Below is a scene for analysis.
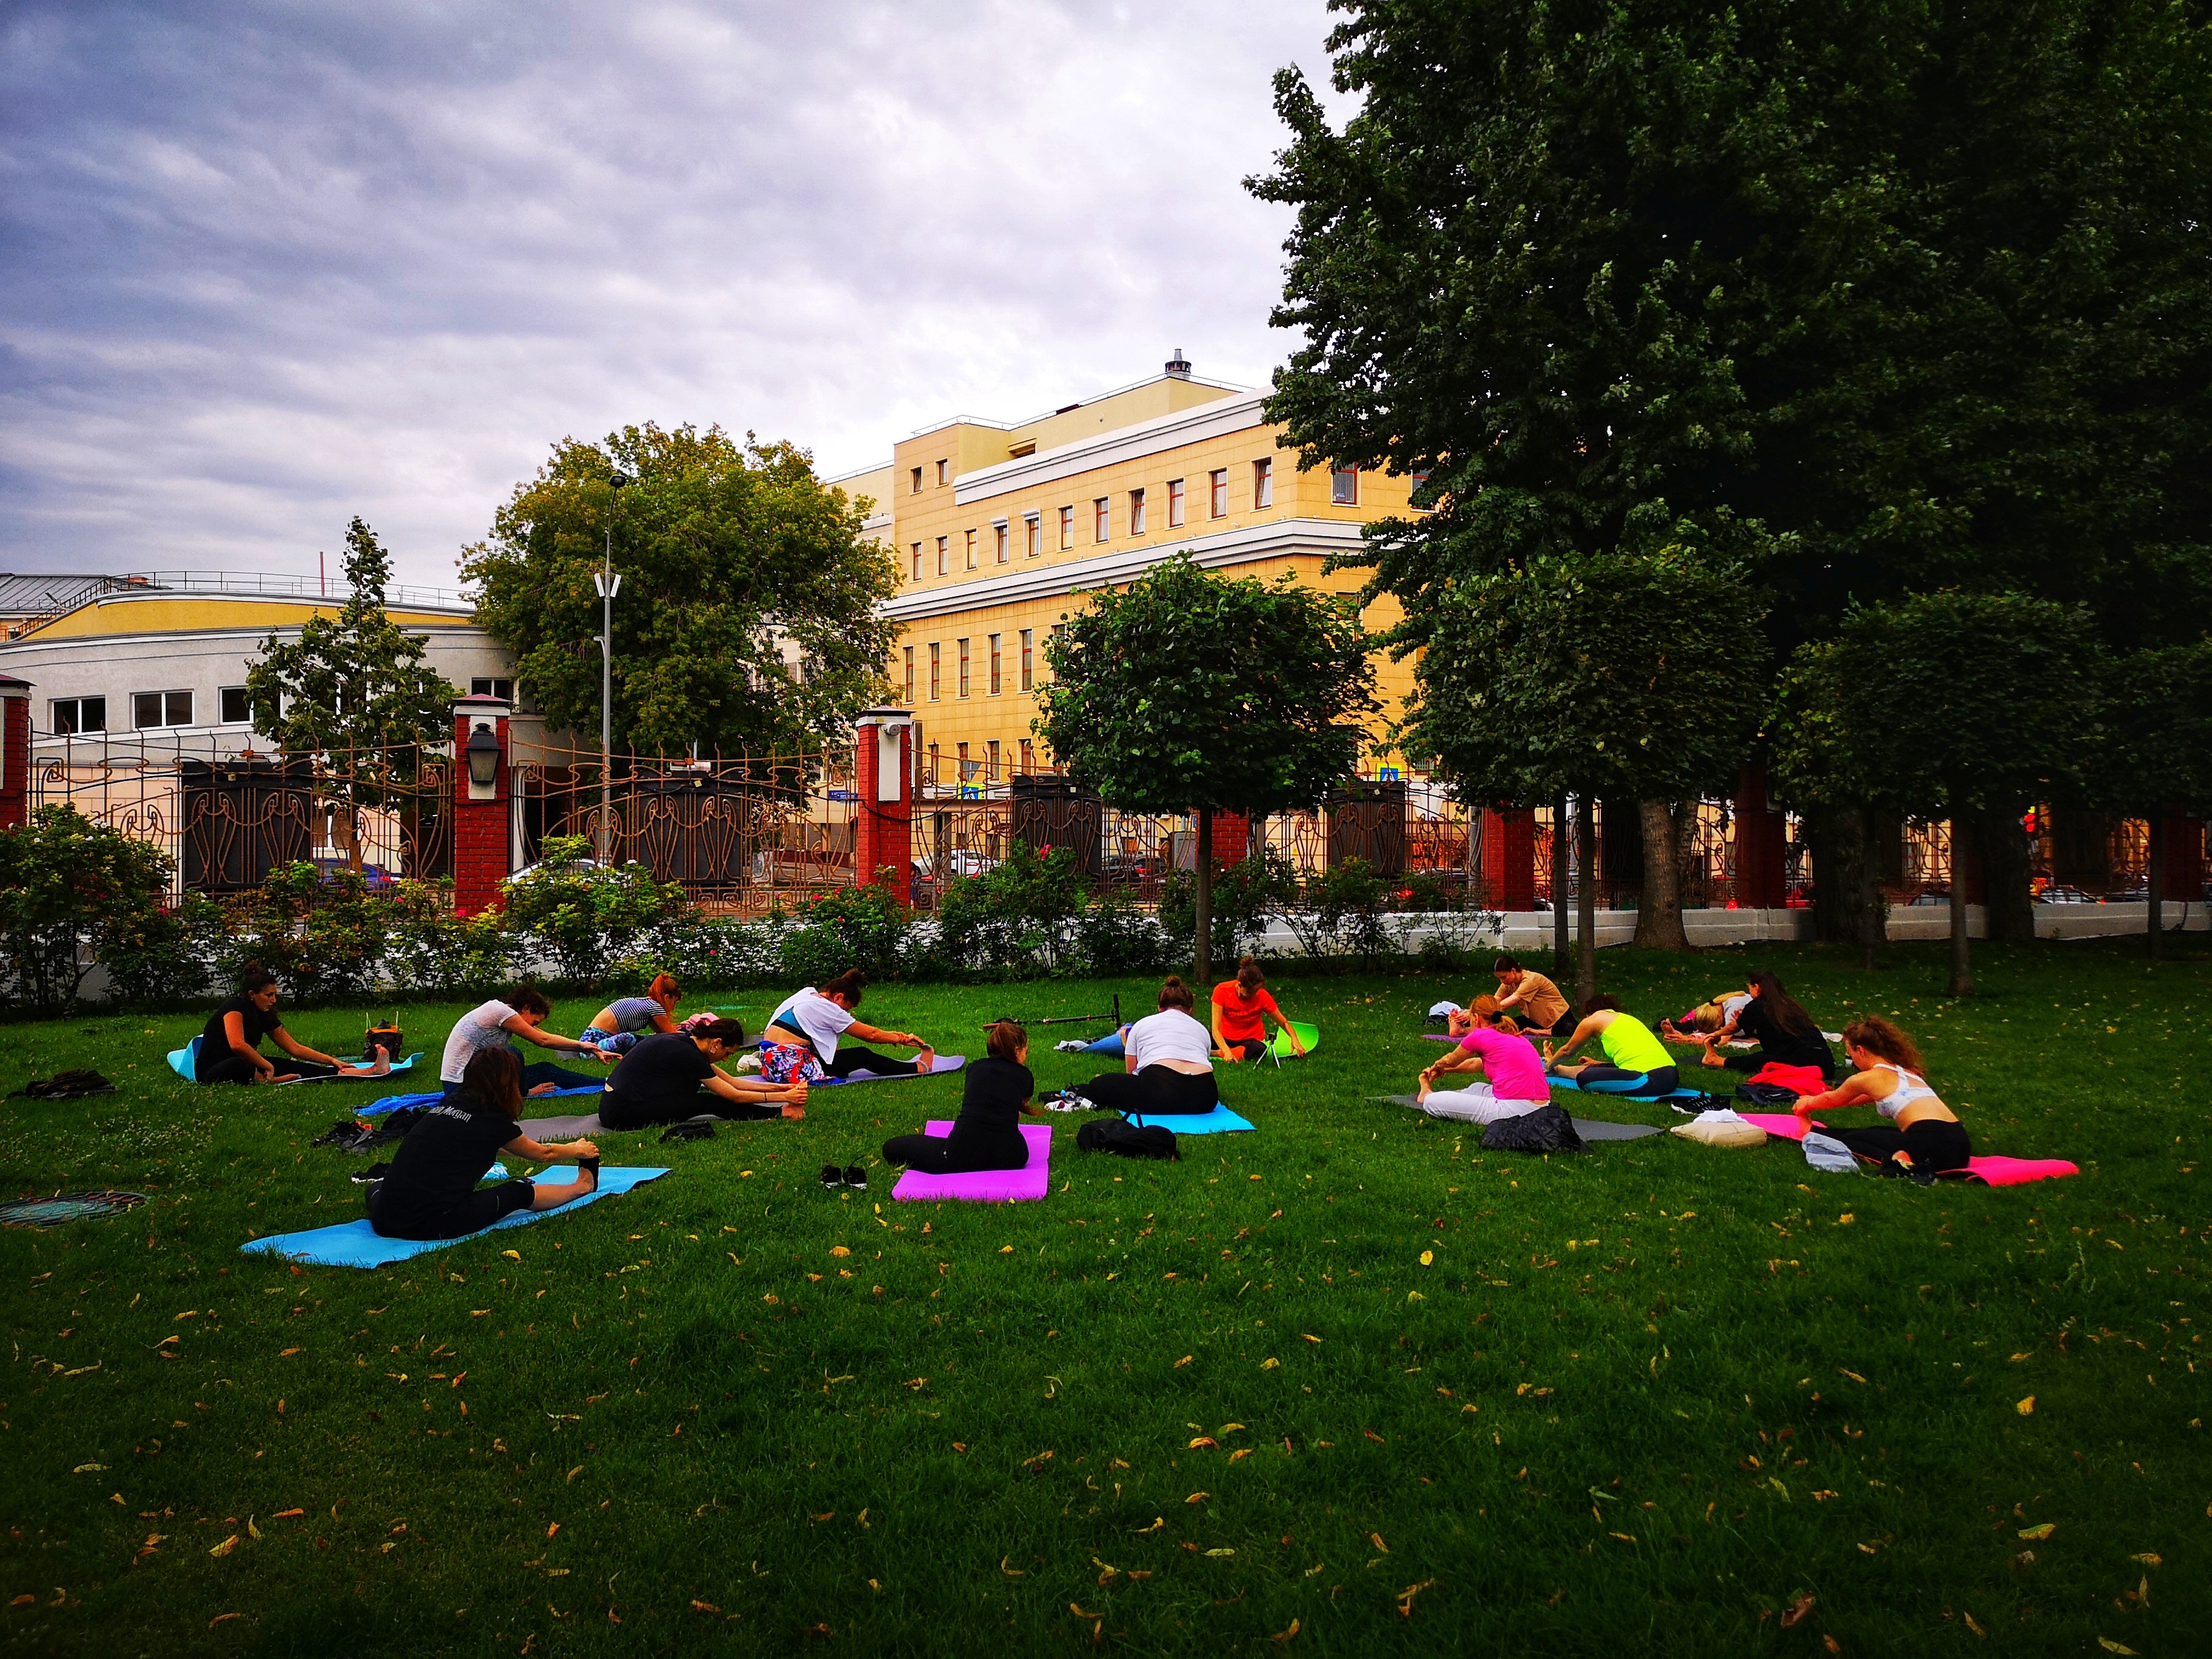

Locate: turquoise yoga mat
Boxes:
[1125,1104,1256,1135]
[166,1034,421,1083]
[239,1167,671,1269]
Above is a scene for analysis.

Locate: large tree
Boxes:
[464,424,900,761]
[2084,644,2212,959]
[246,518,458,871]
[1034,554,1378,980]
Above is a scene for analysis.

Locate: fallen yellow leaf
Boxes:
[2019,1523,2056,1541]
[2017,1396,2036,1416]
[209,1535,239,1557]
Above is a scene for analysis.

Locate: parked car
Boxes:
[313,857,395,891]
[2035,885,2100,905]
[1908,888,1949,907]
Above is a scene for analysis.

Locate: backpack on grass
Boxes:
[13,1070,117,1101]
[1480,1105,1584,1155]
[1076,1119,1179,1160]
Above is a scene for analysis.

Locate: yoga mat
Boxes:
[520,1111,604,1138]
[239,1167,671,1268]
[1738,1113,2079,1186]
[1081,1031,1126,1057]
[1126,1104,1256,1135]
[1378,1096,1661,1140]
[1267,1021,1319,1061]
[890,1121,1052,1203]
[817,1054,967,1085]
[1549,1072,1707,1104]
[359,1083,602,1119]
[167,1035,419,1084]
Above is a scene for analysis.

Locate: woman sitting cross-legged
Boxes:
[1052,976,1219,1118]
[1543,995,1681,1096]
[598,1019,808,1131]
[576,973,685,1055]
[1415,1005,1552,1124]
[195,962,391,1084]
[1210,956,1305,1061]
[366,1047,599,1241]
[882,1021,1039,1175]
[1791,1016,1970,1179]
[761,970,934,1084]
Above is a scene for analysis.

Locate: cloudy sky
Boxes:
[1,0,1346,590]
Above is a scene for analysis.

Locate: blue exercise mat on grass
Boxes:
[238,1166,671,1268]
[1547,1072,1705,1104]
[166,1034,421,1083]
[1082,1031,1126,1057]
[357,1083,603,1118]
[1127,1104,1256,1135]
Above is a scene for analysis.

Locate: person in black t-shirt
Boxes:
[367,1046,600,1241]
[194,962,391,1085]
[598,1019,809,1131]
[881,1021,1036,1175]
[1663,970,1838,1080]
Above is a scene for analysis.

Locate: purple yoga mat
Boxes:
[819,1055,968,1085]
[890,1120,1053,1203]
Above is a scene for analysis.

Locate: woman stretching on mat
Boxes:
[598,1019,808,1130]
[1416,1004,1550,1123]
[194,964,391,1085]
[1543,996,1680,1096]
[439,986,614,1096]
[882,1021,1038,1175]
[1210,957,1305,1061]
[367,1047,600,1241]
[1663,970,1838,1079]
[1484,954,1574,1039]
[1791,1016,1969,1179]
[1055,976,1219,1118]
[577,973,684,1055]
[761,970,934,1084]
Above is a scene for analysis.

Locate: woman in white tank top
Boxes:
[1792,1016,1969,1179]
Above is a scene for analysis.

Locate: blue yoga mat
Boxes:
[1126,1104,1256,1135]
[1548,1072,1705,1104]
[238,1167,671,1268]
[167,1034,421,1084]
[357,1083,603,1119]
[1081,1031,1127,1057]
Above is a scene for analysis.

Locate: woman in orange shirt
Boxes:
[1210,957,1307,1062]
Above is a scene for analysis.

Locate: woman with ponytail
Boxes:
[577,972,686,1054]
[1051,976,1219,1118]
[1792,1017,1971,1179]
[881,1021,1038,1175]
[193,963,390,1085]
[1210,956,1305,1061]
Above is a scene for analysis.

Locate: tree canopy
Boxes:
[464,424,900,759]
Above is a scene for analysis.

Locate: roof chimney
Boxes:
[1165,348,1191,380]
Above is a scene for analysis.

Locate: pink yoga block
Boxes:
[889,1119,1053,1204]
[1739,1112,2077,1187]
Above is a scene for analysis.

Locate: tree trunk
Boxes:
[1948,856,1974,996]
[1976,808,2036,942]
[1806,805,1877,955]
[1575,804,1597,1007]
[1194,805,1214,984]
[1859,811,1883,970]
[1552,794,1571,979]
[1633,800,1690,950]
[2147,811,2165,961]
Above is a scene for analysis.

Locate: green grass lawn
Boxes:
[1,940,2207,1657]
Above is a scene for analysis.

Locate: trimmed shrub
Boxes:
[0,805,200,1013]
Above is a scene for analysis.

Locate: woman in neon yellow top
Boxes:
[1543,994,1681,1096]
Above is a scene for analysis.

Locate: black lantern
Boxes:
[465,720,501,791]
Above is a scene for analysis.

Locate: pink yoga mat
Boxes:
[890,1120,1052,1204]
[1740,1112,2078,1187]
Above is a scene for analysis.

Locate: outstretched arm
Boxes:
[503,1014,614,1062]
[709,1070,806,1118]
[1543,1014,1602,1067]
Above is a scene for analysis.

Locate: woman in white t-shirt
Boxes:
[760,969,934,1084]
[437,985,614,1096]
[1054,976,1219,1118]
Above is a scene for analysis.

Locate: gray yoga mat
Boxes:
[1376,1096,1663,1141]
[520,1108,742,1138]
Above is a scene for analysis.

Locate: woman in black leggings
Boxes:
[1055,977,1219,1118]
[1792,1016,1971,1180]
[882,1021,1038,1175]
[193,962,389,1085]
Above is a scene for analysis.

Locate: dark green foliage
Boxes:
[383,882,520,1001]
[930,845,1089,977]
[0,805,190,1011]
[1069,892,1175,977]
[499,836,692,987]
[220,863,396,1004]
[778,881,912,985]
[463,424,900,757]
[1159,853,1297,967]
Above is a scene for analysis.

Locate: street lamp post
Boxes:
[594,471,631,862]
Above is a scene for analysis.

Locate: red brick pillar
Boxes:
[1733,762,1788,908]
[0,675,28,831]
[1208,811,1250,866]
[1481,807,1537,909]
[451,694,511,917]
[854,708,914,905]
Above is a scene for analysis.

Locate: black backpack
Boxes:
[1735,1080,1803,1108]
[15,1070,116,1101]
[1481,1104,1586,1155]
[1076,1119,1179,1160]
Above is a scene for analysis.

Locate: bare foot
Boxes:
[781,1102,806,1121]
[367,1051,392,1076]
[913,1047,936,1072]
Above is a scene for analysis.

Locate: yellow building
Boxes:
[844,355,1419,793]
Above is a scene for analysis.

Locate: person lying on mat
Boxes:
[439,985,614,1096]
[1210,957,1305,1061]
[577,973,684,1054]
[598,1019,807,1130]
[883,1020,1037,1175]
[762,970,934,1084]
[1791,1016,1969,1179]
[367,1047,600,1241]
[1663,970,1838,1079]
[1416,1005,1550,1123]
[1053,976,1219,1118]
[1543,996,1680,1096]
[1476,955,1572,1039]
[195,962,391,1085]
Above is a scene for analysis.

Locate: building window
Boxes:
[1093,497,1110,542]
[957,638,970,698]
[957,742,971,782]
[134,690,193,729]
[50,696,104,734]
[220,686,253,724]
[936,458,949,487]
[929,642,941,702]
[1019,737,1034,774]
[1209,469,1228,518]
[1129,488,1147,535]
[469,677,513,703]
[1025,513,1041,557]
[903,646,915,704]
[1167,478,1185,528]
[965,529,977,571]
[936,535,948,577]
[1019,628,1034,692]
[1057,505,1074,550]
[910,466,923,494]
[928,742,941,784]
[988,633,1002,695]
[994,521,1008,563]
[911,541,923,580]
[987,739,1001,782]
[1331,466,1359,505]
[1253,457,1273,508]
